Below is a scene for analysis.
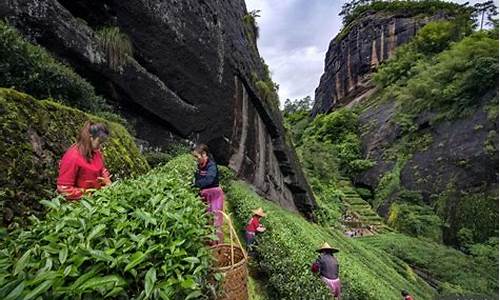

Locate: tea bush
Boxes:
[0,88,149,225]
[361,233,498,296]
[0,155,212,299]
[226,181,435,300]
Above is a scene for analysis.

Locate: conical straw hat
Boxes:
[317,242,339,253]
[252,207,266,217]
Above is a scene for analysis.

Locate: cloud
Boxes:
[245,0,499,107]
[245,0,343,105]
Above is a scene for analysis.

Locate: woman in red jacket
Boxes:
[57,121,111,200]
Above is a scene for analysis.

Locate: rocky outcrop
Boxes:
[355,92,498,245]
[313,10,448,115]
[0,0,315,213]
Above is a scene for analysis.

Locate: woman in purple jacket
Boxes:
[192,144,224,244]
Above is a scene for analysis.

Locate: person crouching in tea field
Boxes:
[57,121,111,200]
[401,290,414,300]
[311,242,341,299]
[245,207,266,253]
[192,143,224,244]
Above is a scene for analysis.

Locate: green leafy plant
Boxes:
[96,27,133,72]
[0,155,212,299]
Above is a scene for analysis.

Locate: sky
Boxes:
[245,0,499,107]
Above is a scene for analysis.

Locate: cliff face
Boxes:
[0,0,315,213]
[313,11,447,115]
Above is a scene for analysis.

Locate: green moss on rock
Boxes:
[0,88,149,224]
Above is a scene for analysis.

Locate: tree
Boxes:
[283,96,313,116]
[472,1,498,30]
[339,0,373,25]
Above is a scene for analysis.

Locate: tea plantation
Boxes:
[0,155,212,299]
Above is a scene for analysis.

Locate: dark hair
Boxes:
[192,143,210,156]
[401,290,409,296]
[76,121,109,161]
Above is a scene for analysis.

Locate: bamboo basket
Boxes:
[210,211,248,300]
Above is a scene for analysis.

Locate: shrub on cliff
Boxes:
[96,27,134,72]
[0,155,212,299]
[0,88,149,224]
[0,21,109,113]
[374,20,472,87]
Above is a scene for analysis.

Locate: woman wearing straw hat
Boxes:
[245,207,267,251]
[311,242,341,299]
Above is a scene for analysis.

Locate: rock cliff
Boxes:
[0,0,315,213]
[313,10,448,115]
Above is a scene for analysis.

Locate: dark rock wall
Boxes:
[313,11,446,115]
[356,94,498,244]
[1,0,315,213]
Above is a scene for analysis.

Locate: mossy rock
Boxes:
[0,88,149,224]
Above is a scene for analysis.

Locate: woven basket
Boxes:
[211,211,248,300]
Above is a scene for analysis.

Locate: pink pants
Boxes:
[200,187,224,243]
[321,276,341,298]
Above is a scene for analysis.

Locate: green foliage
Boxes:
[0,21,109,113]
[361,233,498,296]
[312,183,344,228]
[143,144,190,168]
[0,155,212,299]
[0,88,149,224]
[450,190,499,244]
[297,140,341,184]
[340,0,471,28]
[253,58,280,109]
[243,10,261,40]
[372,160,404,209]
[398,190,424,205]
[282,97,313,145]
[227,181,435,300]
[387,31,498,120]
[354,188,373,201]
[96,27,133,72]
[387,203,443,242]
[304,108,374,178]
[374,20,472,88]
[483,130,498,158]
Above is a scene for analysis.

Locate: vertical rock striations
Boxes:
[313,10,449,115]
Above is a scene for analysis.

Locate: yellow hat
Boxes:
[317,242,339,253]
[252,207,266,217]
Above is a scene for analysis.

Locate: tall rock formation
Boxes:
[312,6,498,245]
[313,10,448,115]
[0,0,315,214]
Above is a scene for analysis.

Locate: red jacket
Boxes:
[57,145,110,200]
[245,216,261,232]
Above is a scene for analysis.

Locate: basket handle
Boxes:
[218,210,247,267]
